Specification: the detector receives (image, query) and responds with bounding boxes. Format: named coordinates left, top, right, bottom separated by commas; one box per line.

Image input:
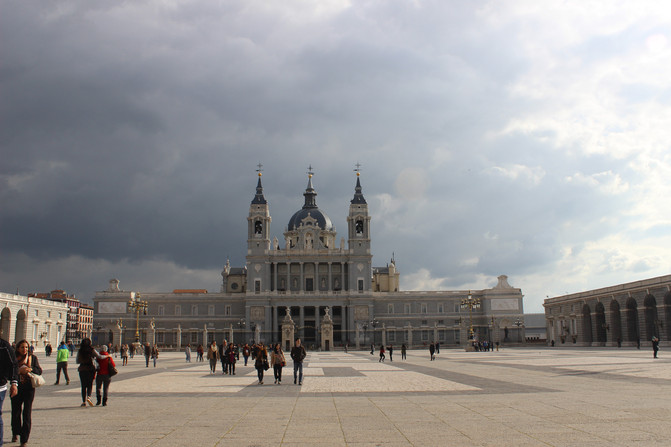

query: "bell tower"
left=347, top=165, right=372, bottom=292
left=247, top=165, right=271, bottom=253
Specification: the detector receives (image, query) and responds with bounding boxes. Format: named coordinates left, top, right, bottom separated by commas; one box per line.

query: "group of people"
left=197, top=338, right=307, bottom=386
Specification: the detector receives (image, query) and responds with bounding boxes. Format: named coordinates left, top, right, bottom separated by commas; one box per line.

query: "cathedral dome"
left=288, top=208, right=333, bottom=231
left=287, top=174, right=333, bottom=231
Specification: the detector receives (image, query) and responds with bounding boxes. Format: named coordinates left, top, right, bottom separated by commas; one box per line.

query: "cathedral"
left=93, top=169, right=525, bottom=349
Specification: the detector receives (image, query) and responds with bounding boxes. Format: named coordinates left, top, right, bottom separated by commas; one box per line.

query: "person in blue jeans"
left=0, top=338, right=19, bottom=447
left=290, top=338, right=306, bottom=385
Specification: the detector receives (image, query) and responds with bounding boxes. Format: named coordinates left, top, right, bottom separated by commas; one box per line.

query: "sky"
left=1, top=1, right=670, bottom=313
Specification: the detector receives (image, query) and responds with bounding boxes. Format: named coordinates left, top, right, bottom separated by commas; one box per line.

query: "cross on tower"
left=354, top=162, right=362, bottom=174
left=306, top=164, right=314, bottom=177
left=256, top=163, right=263, bottom=174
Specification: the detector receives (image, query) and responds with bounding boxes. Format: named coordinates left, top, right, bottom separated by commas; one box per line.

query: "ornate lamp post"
left=369, top=318, right=379, bottom=345
left=460, top=291, right=480, bottom=340
left=237, top=318, right=246, bottom=344
left=128, top=294, right=148, bottom=343
left=514, top=318, right=523, bottom=343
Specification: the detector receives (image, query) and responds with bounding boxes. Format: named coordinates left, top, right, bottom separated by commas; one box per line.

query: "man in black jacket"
left=0, top=338, right=19, bottom=446
left=290, top=338, right=306, bottom=385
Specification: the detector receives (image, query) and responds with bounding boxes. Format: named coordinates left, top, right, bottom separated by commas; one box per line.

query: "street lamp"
left=237, top=318, right=245, bottom=344
left=128, top=294, right=148, bottom=343
left=514, top=318, right=523, bottom=343
left=370, top=318, right=379, bottom=345
left=460, top=291, right=480, bottom=340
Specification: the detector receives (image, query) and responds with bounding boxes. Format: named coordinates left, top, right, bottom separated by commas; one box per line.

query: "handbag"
left=263, top=359, right=270, bottom=371
left=108, top=358, right=118, bottom=377
left=26, top=356, right=45, bottom=388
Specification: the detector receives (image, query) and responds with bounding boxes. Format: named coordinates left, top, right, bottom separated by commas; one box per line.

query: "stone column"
left=150, top=318, right=156, bottom=346
left=407, top=325, right=413, bottom=348
left=286, top=262, right=291, bottom=291
left=254, top=324, right=261, bottom=343
left=340, top=262, right=345, bottom=291
left=273, top=262, right=278, bottom=291
left=203, top=324, right=208, bottom=346
left=355, top=323, right=360, bottom=350
left=272, top=306, right=278, bottom=342
left=299, top=306, right=305, bottom=340
left=328, top=262, right=333, bottom=292
left=315, top=306, right=321, bottom=346
left=176, top=324, right=182, bottom=350
left=381, top=324, right=386, bottom=347
left=300, top=262, right=304, bottom=293
left=433, top=323, right=438, bottom=344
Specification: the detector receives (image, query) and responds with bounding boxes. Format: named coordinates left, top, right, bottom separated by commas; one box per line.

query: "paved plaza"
left=2, top=347, right=670, bottom=446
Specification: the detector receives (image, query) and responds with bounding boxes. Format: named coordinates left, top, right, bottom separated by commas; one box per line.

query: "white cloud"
left=565, top=170, right=629, bottom=195
left=487, top=164, right=546, bottom=186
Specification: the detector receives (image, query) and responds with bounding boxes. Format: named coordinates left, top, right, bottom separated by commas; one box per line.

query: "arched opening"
left=595, top=302, right=607, bottom=343
left=610, top=300, right=622, bottom=345
left=625, top=298, right=639, bottom=342
left=14, top=309, right=27, bottom=342
left=665, top=292, right=671, bottom=341
left=644, top=294, right=658, bottom=341
left=582, top=304, right=593, bottom=344
left=0, top=307, right=11, bottom=342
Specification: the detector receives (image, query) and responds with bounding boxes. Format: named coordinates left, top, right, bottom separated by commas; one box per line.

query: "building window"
left=438, top=304, right=444, bottom=313
left=358, top=279, right=364, bottom=291
left=422, top=330, right=428, bottom=341
left=404, top=304, right=411, bottom=314
left=191, top=305, right=198, bottom=316
left=175, top=305, right=181, bottom=316
left=207, top=305, right=214, bottom=316
left=388, top=304, right=394, bottom=314
left=454, top=303, right=460, bottom=312
left=225, top=305, right=231, bottom=316
left=47, top=311, right=51, bottom=318
left=439, top=330, right=445, bottom=341
left=404, top=331, right=409, bottom=342
left=34, top=310, right=39, bottom=317
left=388, top=331, right=395, bottom=342
left=421, top=303, right=427, bottom=314
left=255, top=280, right=261, bottom=293
left=438, top=320, right=444, bottom=325
left=33, top=324, right=39, bottom=341
left=157, top=332, right=165, bottom=344
left=59, top=313, right=62, bottom=319
left=190, top=332, right=198, bottom=343
left=421, top=320, right=428, bottom=326
left=158, top=305, right=164, bottom=316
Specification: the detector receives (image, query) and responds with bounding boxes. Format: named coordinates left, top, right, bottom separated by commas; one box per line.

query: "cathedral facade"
left=93, top=170, right=525, bottom=349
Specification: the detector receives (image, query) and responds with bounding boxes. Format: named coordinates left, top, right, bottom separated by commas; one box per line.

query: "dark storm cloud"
left=1, top=1, right=669, bottom=311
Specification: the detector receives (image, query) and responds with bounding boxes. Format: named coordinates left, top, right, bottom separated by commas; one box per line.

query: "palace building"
left=93, top=170, right=525, bottom=349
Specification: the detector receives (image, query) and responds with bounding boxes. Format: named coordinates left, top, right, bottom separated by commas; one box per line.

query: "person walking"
left=254, top=345, right=268, bottom=385
left=54, top=341, right=70, bottom=385
left=291, top=338, right=306, bottom=386
left=143, top=343, right=151, bottom=367
left=271, top=343, right=286, bottom=384
left=370, top=343, right=374, bottom=355
left=151, top=345, right=159, bottom=367
left=387, top=345, right=394, bottom=362
left=185, top=344, right=191, bottom=363
left=435, top=342, right=440, bottom=354
left=121, top=344, right=128, bottom=366
left=76, top=338, right=110, bottom=408
left=219, top=340, right=228, bottom=375
left=207, top=342, right=219, bottom=374
left=197, top=344, right=204, bottom=362
left=429, top=342, right=435, bottom=361
left=11, top=340, right=42, bottom=447
left=243, top=344, right=250, bottom=366
left=95, top=345, right=116, bottom=407
left=401, top=344, right=407, bottom=360
left=0, top=337, right=19, bottom=447
left=225, top=343, right=236, bottom=375
left=379, top=345, right=385, bottom=362
left=652, top=336, right=660, bottom=358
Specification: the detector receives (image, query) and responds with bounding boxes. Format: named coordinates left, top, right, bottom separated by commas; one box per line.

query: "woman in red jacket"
left=95, top=345, right=116, bottom=407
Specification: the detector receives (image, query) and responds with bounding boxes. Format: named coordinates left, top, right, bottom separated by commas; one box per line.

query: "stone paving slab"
left=2, top=347, right=670, bottom=446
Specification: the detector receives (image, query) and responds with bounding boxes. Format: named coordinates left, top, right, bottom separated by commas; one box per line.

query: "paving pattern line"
left=331, top=393, right=348, bottom=446
left=279, top=384, right=301, bottom=446
left=367, top=396, right=415, bottom=446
